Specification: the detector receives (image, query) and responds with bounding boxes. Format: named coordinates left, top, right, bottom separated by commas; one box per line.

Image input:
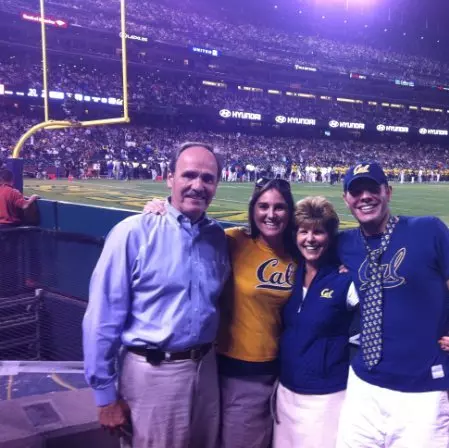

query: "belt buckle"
left=190, top=348, right=202, bottom=362
left=145, top=349, right=165, bottom=366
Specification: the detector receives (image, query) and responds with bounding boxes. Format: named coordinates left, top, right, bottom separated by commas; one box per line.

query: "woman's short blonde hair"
left=295, top=196, right=340, bottom=237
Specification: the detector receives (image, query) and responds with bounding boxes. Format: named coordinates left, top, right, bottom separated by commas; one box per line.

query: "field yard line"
left=62, top=181, right=357, bottom=216
left=53, top=181, right=445, bottom=220
left=214, top=184, right=255, bottom=189
left=78, top=181, right=252, bottom=193
left=70, top=181, right=167, bottom=195
left=73, top=180, right=339, bottom=191
left=68, top=181, right=252, bottom=205
left=70, top=180, right=336, bottom=195
left=72, top=180, right=449, bottom=203
left=215, top=198, right=250, bottom=204
left=393, top=191, right=449, bottom=199
left=392, top=201, right=449, bottom=211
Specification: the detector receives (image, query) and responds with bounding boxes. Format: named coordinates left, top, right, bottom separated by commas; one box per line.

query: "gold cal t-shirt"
left=217, top=227, right=297, bottom=362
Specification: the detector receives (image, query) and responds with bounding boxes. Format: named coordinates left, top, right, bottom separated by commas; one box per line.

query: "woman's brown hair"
left=248, top=179, right=298, bottom=259
left=295, top=196, right=340, bottom=237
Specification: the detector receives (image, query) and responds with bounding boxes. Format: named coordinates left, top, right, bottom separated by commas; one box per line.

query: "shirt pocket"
left=200, top=259, right=226, bottom=294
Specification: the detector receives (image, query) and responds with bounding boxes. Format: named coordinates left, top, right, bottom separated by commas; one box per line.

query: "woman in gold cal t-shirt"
left=217, top=178, right=298, bottom=448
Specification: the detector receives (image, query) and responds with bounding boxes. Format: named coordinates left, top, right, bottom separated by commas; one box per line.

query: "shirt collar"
left=165, top=198, right=211, bottom=228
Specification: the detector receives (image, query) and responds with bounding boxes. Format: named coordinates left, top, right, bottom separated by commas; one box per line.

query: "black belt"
left=127, top=343, right=212, bottom=365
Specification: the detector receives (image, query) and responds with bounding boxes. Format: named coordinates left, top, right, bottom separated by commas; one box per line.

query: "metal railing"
left=0, top=227, right=103, bottom=362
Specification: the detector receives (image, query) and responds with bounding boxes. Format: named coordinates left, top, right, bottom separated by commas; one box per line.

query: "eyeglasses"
left=255, top=177, right=291, bottom=191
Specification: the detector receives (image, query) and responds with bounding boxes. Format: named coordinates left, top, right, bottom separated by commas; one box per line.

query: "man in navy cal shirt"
left=336, top=162, right=449, bottom=448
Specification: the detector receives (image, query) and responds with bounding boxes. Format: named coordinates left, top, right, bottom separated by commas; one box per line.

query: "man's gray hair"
left=169, top=142, right=223, bottom=179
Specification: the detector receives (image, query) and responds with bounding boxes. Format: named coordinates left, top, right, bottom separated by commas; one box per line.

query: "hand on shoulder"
left=143, top=199, right=167, bottom=215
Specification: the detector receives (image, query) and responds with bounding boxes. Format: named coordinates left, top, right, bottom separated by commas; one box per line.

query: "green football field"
left=24, top=179, right=449, bottom=229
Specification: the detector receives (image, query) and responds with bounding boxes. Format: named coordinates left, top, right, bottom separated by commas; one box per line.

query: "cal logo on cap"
left=320, top=289, right=334, bottom=299
left=354, top=164, right=370, bottom=175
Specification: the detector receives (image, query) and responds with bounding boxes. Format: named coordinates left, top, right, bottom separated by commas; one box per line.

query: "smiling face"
left=296, top=224, right=330, bottom=265
left=344, top=178, right=392, bottom=234
left=253, top=188, right=289, bottom=246
left=167, top=146, right=219, bottom=222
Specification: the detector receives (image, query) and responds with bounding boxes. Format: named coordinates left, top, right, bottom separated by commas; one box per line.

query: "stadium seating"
left=1, top=0, right=447, bottom=85
left=1, top=111, right=448, bottom=180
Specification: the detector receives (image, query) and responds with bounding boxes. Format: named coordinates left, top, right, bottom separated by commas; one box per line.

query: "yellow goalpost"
left=12, top=0, right=130, bottom=159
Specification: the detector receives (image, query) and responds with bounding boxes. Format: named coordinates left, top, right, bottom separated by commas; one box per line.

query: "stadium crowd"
left=1, top=1, right=449, bottom=182
left=2, top=0, right=449, bottom=86
left=1, top=112, right=448, bottom=182
left=1, top=57, right=449, bottom=129
left=2, top=1, right=449, bottom=447
left=1, top=1, right=449, bottom=447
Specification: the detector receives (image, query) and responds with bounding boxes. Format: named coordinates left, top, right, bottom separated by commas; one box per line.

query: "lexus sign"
left=119, top=32, right=148, bottom=42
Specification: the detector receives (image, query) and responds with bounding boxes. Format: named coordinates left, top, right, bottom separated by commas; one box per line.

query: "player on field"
left=336, top=162, right=449, bottom=448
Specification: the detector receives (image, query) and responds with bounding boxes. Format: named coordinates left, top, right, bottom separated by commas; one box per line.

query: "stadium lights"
left=317, top=0, right=376, bottom=6
left=345, top=0, right=377, bottom=7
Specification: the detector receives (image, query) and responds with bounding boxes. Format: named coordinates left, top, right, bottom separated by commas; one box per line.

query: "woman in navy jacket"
left=273, top=196, right=359, bottom=448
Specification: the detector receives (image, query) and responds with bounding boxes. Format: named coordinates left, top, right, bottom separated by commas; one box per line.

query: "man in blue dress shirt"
left=83, top=142, right=230, bottom=448
left=336, top=163, right=449, bottom=448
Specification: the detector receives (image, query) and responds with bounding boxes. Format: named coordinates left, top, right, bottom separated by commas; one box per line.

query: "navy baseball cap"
left=343, top=163, right=388, bottom=192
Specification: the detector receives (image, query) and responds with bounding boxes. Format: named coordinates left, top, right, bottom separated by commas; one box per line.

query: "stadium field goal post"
left=9, top=0, right=130, bottom=187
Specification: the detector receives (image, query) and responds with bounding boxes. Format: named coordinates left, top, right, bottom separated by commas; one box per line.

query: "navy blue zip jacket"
left=279, top=262, right=355, bottom=395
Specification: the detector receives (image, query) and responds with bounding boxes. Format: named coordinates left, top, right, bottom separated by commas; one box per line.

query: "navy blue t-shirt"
left=338, top=216, right=449, bottom=392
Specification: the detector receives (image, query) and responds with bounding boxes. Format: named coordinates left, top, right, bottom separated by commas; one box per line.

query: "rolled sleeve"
left=83, top=221, right=139, bottom=407
left=11, top=189, right=27, bottom=209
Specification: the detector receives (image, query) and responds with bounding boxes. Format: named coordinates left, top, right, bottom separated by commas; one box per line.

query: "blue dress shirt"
left=83, top=201, right=230, bottom=406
